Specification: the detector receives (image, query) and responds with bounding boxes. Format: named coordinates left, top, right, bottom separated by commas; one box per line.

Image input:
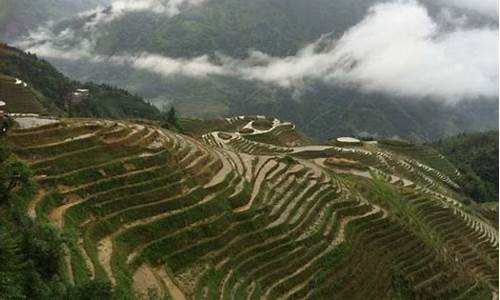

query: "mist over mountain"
left=10, top=0, right=499, bottom=141
left=0, top=0, right=110, bottom=42
left=0, top=1, right=499, bottom=299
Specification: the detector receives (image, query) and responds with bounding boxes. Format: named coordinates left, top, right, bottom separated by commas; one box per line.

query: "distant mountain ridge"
left=0, top=0, right=109, bottom=42
left=13, top=0, right=498, bottom=141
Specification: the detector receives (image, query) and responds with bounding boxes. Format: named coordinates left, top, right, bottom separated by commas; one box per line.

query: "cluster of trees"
left=0, top=139, right=120, bottom=299
left=434, top=130, right=499, bottom=202
left=159, top=106, right=182, bottom=132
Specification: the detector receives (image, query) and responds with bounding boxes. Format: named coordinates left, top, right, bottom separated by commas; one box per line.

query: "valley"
left=0, top=1, right=498, bottom=299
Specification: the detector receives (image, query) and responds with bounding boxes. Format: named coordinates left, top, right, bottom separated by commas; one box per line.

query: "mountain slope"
left=5, top=115, right=498, bottom=299
left=0, top=43, right=159, bottom=119
left=434, top=130, right=499, bottom=202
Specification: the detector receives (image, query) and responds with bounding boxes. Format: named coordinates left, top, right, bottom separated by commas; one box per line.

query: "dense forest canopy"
left=434, top=130, right=499, bottom=202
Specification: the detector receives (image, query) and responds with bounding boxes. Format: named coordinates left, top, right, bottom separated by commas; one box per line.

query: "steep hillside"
left=0, top=43, right=159, bottom=119
left=434, top=131, right=499, bottom=202
left=0, top=74, right=58, bottom=115
left=5, top=115, right=498, bottom=299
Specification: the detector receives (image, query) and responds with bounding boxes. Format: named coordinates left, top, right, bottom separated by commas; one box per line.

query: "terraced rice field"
left=0, top=74, right=47, bottom=114
left=9, top=117, right=498, bottom=299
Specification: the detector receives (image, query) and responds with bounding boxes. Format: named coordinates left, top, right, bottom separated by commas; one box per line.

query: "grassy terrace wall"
left=8, top=118, right=498, bottom=300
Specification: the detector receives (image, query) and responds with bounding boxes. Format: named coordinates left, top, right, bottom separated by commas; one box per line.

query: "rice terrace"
left=0, top=0, right=498, bottom=299
left=3, top=114, right=497, bottom=299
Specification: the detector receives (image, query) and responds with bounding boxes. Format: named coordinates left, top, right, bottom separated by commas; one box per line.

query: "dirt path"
left=156, top=267, right=187, bottom=300
left=133, top=264, right=164, bottom=299
left=204, top=151, right=232, bottom=188
left=48, top=194, right=84, bottom=229
left=78, top=238, right=95, bottom=280
left=63, top=244, right=75, bottom=285
left=27, top=189, right=46, bottom=220
left=97, top=237, right=116, bottom=285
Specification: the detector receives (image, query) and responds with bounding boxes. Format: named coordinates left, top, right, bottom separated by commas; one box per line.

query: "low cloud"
left=236, top=0, right=499, bottom=100
left=112, top=53, right=228, bottom=77
left=437, top=0, right=498, bottom=18
left=82, top=0, right=208, bottom=25
left=19, top=0, right=499, bottom=101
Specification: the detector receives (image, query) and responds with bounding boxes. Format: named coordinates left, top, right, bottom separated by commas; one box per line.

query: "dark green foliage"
left=0, top=43, right=159, bottom=120
left=0, top=223, right=26, bottom=299
left=159, top=106, right=182, bottom=132
left=0, top=156, right=33, bottom=203
left=65, top=280, right=114, bottom=300
left=0, top=137, right=120, bottom=300
left=319, top=243, right=351, bottom=270
left=434, top=130, right=499, bottom=202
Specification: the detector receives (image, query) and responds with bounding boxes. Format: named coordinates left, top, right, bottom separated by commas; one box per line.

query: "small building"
left=67, top=88, right=90, bottom=106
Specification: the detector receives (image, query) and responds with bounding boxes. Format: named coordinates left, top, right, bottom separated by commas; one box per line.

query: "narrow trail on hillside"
left=27, top=189, right=46, bottom=219
left=63, top=245, right=75, bottom=285
left=48, top=194, right=84, bottom=229
left=156, top=266, right=187, bottom=300
left=98, top=237, right=116, bottom=285
left=78, top=238, right=95, bottom=280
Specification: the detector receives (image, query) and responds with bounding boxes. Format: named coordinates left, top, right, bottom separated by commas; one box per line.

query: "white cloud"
left=323, top=0, right=499, bottom=99
left=112, top=53, right=229, bottom=77
left=437, top=0, right=498, bottom=18
left=234, top=0, right=499, bottom=100
left=82, top=0, right=208, bottom=25
left=19, top=0, right=499, bottom=101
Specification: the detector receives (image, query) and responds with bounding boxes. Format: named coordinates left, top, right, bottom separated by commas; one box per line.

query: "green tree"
left=159, top=106, right=182, bottom=132
left=167, top=107, right=179, bottom=128
left=0, top=157, right=33, bottom=204
left=0, top=223, right=26, bottom=299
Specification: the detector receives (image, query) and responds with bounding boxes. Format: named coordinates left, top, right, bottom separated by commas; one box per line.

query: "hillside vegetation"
left=3, top=115, right=498, bottom=299
left=0, top=43, right=159, bottom=119
left=434, top=131, right=499, bottom=202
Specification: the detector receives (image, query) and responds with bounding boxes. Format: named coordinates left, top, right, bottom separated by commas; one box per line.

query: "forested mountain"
left=13, top=0, right=498, bottom=141
left=48, top=58, right=499, bottom=141
left=0, top=0, right=109, bottom=42
left=0, top=43, right=159, bottom=119
left=434, top=130, right=499, bottom=202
